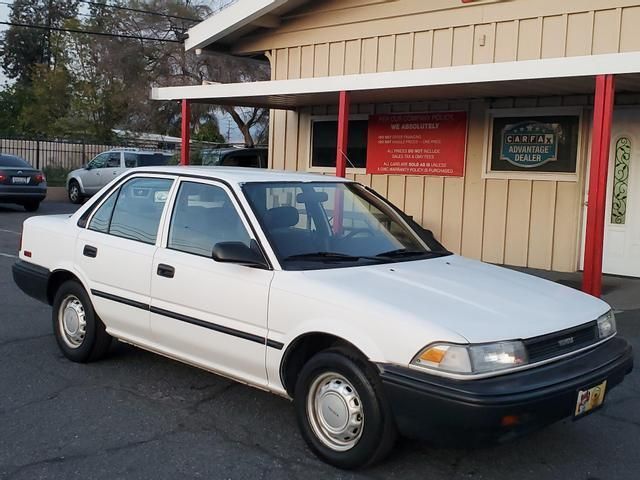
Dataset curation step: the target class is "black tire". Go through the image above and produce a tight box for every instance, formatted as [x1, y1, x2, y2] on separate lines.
[52, 280, 112, 363]
[294, 347, 397, 469]
[23, 201, 40, 212]
[68, 180, 83, 204]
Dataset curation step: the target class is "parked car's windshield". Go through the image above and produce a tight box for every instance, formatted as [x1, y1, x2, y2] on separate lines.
[243, 181, 449, 270]
[0, 155, 32, 168]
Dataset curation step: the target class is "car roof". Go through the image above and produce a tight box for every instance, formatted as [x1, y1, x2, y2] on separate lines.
[106, 149, 172, 155]
[132, 166, 352, 184]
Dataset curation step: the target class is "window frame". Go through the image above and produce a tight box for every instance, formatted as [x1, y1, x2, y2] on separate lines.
[160, 177, 263, 261]
[482, 107, 584, 182]
[85, 173, 177, 246]
[308, 114, 370, 174]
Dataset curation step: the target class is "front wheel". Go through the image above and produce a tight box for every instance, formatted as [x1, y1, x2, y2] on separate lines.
[52, 280, 112, 362]
[294, 348, 397, 469]
[68, 180, 83, 204]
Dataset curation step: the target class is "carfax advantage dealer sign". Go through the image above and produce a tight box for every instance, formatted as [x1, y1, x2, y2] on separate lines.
[366, 112, 468, 176]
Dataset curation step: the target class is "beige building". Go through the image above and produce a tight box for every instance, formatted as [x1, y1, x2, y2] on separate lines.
[153, 0, 640, 287]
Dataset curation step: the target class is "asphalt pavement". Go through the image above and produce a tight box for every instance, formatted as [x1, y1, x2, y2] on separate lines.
[0, 202, 639, 480]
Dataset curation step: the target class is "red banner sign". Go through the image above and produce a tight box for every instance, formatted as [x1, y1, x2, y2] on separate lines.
[366, 112, 468, 176]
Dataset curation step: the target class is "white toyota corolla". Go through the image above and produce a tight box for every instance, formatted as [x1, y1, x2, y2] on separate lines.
[13, 167, 633, 469]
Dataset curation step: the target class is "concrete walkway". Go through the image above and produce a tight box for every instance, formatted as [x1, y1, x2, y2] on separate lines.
[515, 267, 640, 312]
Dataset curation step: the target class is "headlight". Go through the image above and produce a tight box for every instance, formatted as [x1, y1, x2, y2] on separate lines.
[597, 310, 616, 339]
[412, 341, 528, 376]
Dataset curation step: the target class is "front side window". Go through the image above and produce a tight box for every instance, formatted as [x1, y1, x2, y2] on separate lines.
[168, 182, 252, 257]
[89, 153, 110, 169]
[243, 182, 447, 270]
[88, 177, 173, 244]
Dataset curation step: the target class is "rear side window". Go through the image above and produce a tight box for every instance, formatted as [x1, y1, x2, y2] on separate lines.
[88, 177, 173, 244]
[106, 153, 121, 168]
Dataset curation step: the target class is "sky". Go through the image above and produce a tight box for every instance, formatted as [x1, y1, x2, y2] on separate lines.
[0, 1, 247, 143]
[0, 3, 8, 86]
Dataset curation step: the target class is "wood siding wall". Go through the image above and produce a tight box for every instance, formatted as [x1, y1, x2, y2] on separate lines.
[261, 0, 640, 272]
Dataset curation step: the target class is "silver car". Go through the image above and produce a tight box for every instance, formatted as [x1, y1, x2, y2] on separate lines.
[66, 149, 174, 203]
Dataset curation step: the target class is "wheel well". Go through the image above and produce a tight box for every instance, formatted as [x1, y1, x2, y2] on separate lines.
[47, 270, 81, 305]
[280, 333, 367, 397]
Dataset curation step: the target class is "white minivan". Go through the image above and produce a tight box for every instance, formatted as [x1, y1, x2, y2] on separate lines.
[14, 167, 633, 469]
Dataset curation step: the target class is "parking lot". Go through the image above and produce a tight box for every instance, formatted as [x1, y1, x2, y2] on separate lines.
[0, 202, 639, 480]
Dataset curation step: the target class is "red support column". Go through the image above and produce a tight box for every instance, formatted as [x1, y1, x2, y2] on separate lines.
[335, 91, 350, 178]
[582, 74, 615, 297]
[180, 99, 191, 166]
[332, 91, 350, 234]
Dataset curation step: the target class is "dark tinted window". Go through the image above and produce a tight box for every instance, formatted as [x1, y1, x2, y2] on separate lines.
[0, 155, 32, 168]
[221, 153, 260, 168]
[168, 182, 251, 257]
[137, 153, 172, 167]
[311, 120, 368, 168]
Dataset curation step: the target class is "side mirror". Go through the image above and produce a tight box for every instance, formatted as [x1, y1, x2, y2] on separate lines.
[212, 242, 269, 269]
[85, 163, 92, 170]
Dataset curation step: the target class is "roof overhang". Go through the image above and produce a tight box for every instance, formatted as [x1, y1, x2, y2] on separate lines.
[186, 0, 304, 52]
[152, 52, 640, 109]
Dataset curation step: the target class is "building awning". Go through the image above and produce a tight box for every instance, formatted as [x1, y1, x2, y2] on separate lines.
[152, 52, 640, 110]
[185, 0, 308, 52]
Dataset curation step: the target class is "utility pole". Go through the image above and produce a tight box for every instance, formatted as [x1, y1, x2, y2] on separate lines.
[44, 0, 52, 67]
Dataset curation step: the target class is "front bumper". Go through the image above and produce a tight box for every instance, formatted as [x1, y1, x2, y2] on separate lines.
[379, 337, 633, 446]
[12, 260, 51, 304]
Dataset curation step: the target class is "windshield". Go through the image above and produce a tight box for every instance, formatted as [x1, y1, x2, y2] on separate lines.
[243, 181, 449, 270]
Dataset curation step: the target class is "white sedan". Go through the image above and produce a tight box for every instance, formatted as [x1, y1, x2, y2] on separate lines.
[13, 167, 633, 469]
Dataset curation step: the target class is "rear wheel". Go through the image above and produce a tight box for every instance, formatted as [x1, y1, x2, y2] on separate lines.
[23, 201, 40, 212]
[52, 280, 112, 362]
[68, 180, 82, 204]
[294, 348, 397, 469]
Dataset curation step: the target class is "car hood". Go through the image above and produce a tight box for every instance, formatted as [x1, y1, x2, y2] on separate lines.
[298, 255, 610, 343]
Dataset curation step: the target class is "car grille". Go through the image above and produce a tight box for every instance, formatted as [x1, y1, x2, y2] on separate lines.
[524, 321, 599, 364]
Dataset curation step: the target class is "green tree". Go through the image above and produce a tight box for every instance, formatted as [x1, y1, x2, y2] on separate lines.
[193, 117, 225, 143]
[17, 65, 72, 136]
[1, 0, 79, 83]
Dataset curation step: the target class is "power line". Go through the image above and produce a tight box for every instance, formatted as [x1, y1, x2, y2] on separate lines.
[0, 21, 184, 43]
[78, 1, 201, 22]
[0, 1, 93, 18]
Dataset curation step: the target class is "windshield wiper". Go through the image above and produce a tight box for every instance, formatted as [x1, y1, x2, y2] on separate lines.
[282, 252, 384, 263]
[376, 248, 451, 259]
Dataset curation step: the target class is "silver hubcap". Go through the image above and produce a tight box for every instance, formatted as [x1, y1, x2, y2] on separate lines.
[307, 372, 364, 451]
[58, 295, 87, 348]
[69, 185, 78, 201]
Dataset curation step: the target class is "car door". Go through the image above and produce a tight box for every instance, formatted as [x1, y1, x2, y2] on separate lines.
[101, 152, 124, 188]
[75, 174, 176, 344]
[82, 153, 110, 194]
[150, 178, 274, 387]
